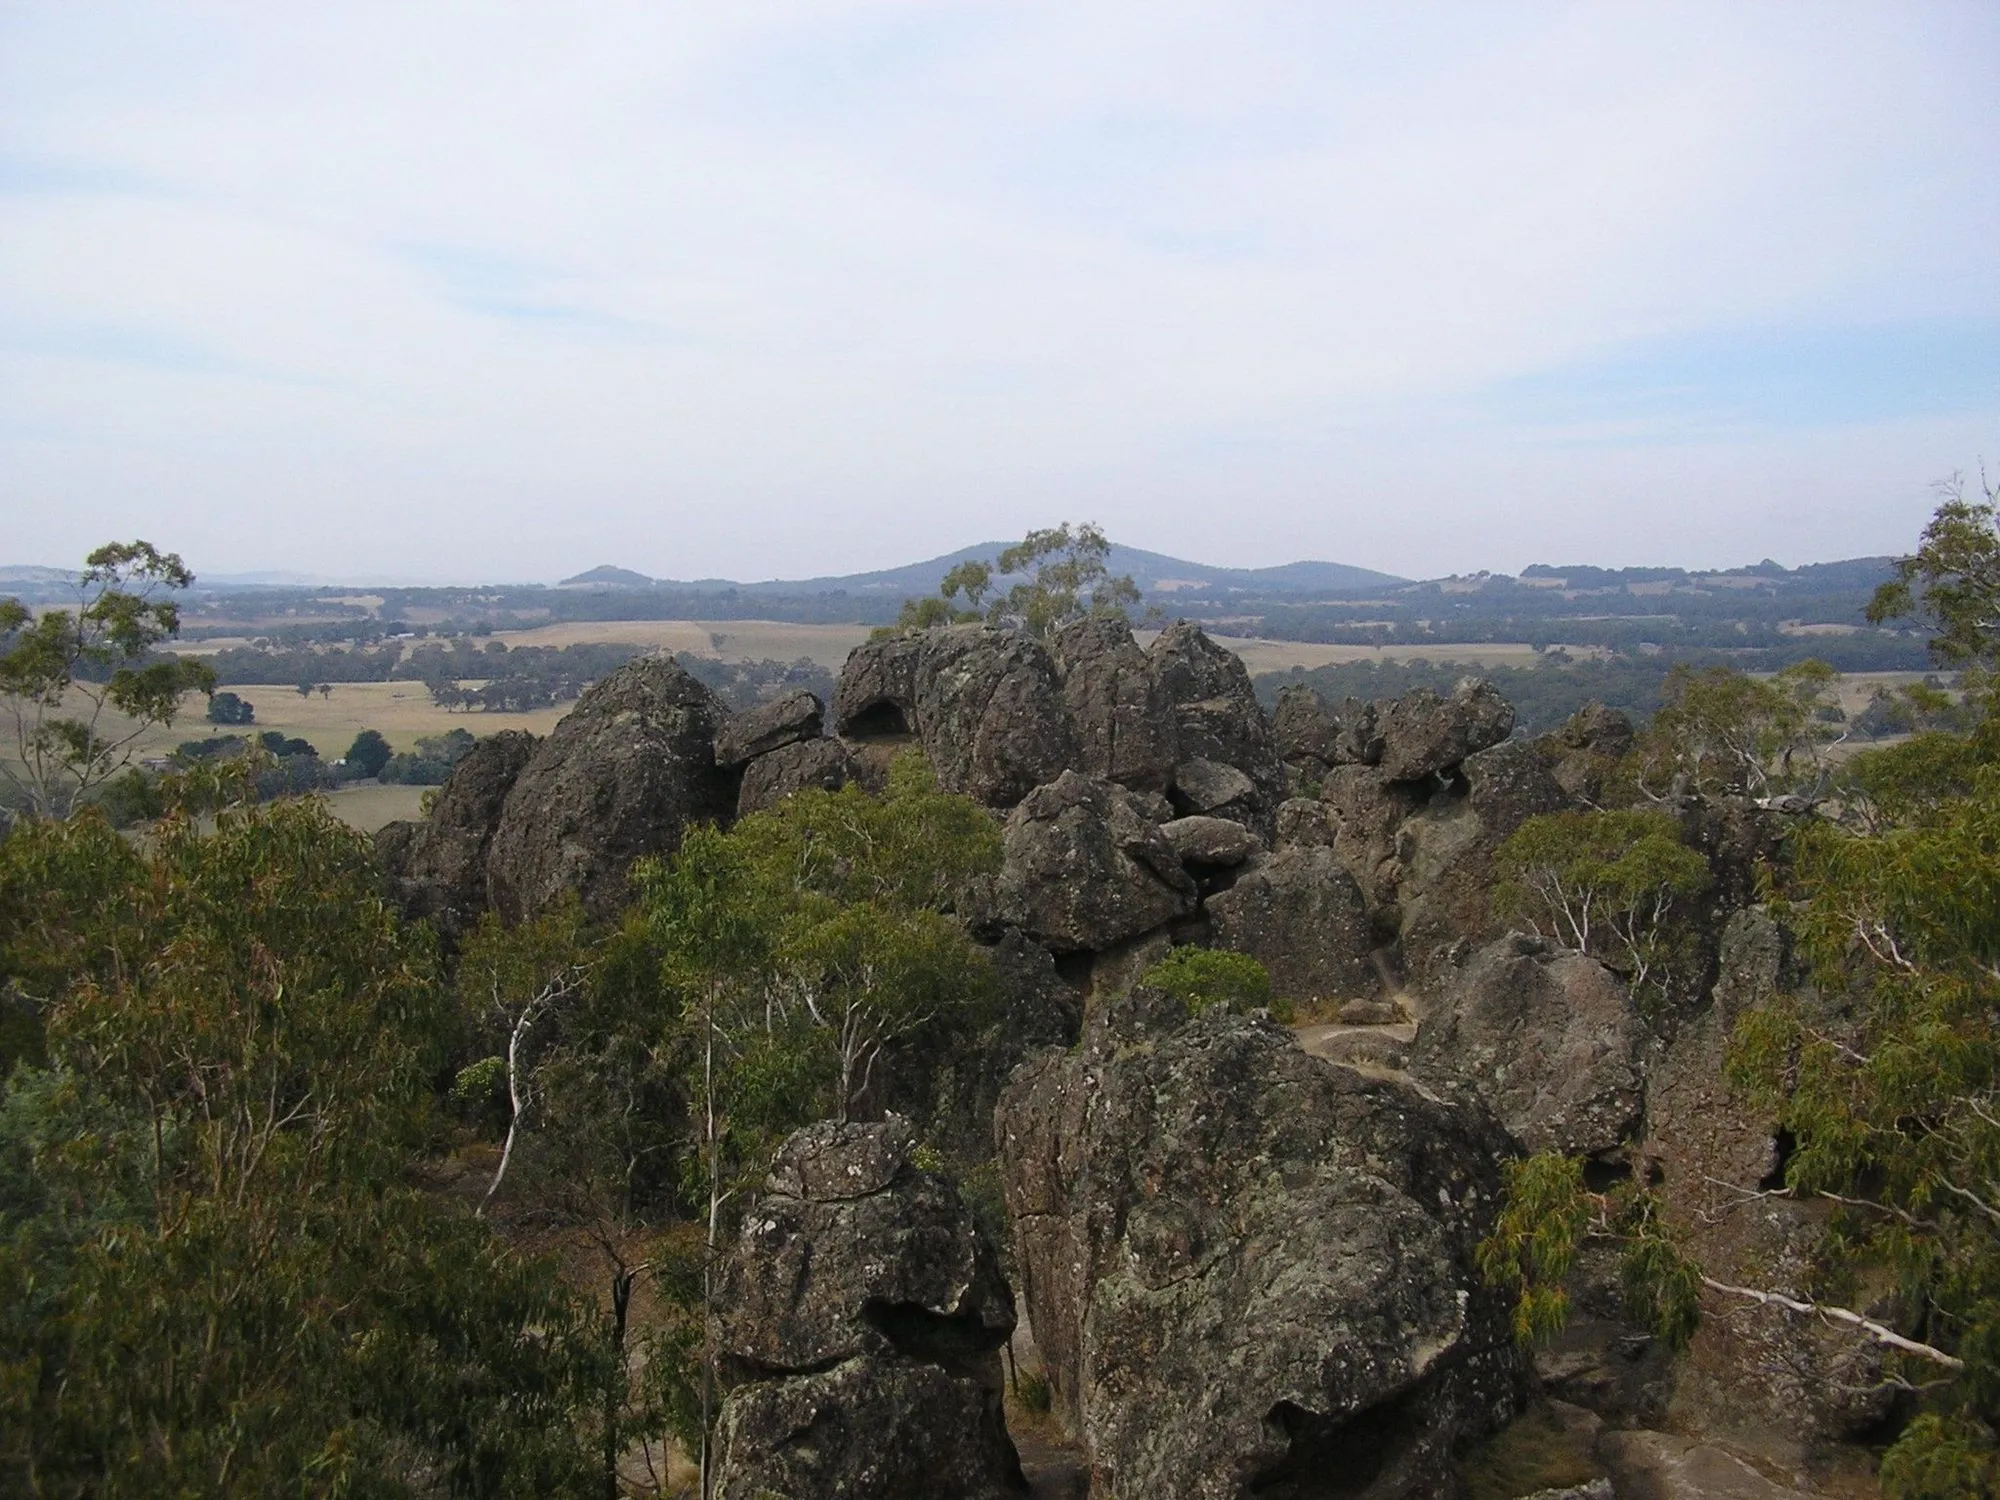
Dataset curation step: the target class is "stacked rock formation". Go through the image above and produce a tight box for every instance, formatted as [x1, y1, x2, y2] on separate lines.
[711, 1119, 1025, 1500]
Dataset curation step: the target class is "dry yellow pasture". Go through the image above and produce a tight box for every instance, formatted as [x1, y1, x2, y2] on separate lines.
[323, 781, 429, 832]
[488, 618, 873, 670]
[1159, 633, 1585, 675]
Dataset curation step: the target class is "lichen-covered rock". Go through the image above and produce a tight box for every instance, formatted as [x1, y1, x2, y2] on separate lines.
[713, 1119, 1024, 1499]
[831, 633, 927, 737]
[1319, 764, 1427, 910]
[913, 626, 1078, 808]
[1050, 616, 1179, 793]
[736, 736, 860, 816]
[1410, 934, 1644, 1157]
[995, 771, 1197, 952]
[376, 729, 537, 941]
[1274, 796, 1339, 850]
[1148, 622, 1285, 833]
[485, 658, 733, 922]
[1169, 756, 1261, 821]
[714, 688, 823, 767]
[1206, 845, 1379, 1004]
[1272, 684, 1345, 772]
[714, 1354, 1026, 1500]
[996, 995, 1523, 1500]
[1160, 815, 1261, 867]
[1375, 678, 1516, 782]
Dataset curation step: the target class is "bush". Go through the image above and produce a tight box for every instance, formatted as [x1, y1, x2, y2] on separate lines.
[205, 690, 254, 725]
[345, 729, 392, 779]
[1140, 947, 1276, 1016]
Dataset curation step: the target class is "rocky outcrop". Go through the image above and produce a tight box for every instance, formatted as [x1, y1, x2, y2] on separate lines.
[375, 729, 537, 943]
[713, 1119, 1024, 1500]
[1640, 909, 1890, 1447]
[830, 634, 926, 738]
[1159, 815, 1261, 868]
[1149, 622, 1285, 835]
[1050, 616, 1179, 793]
[913, 626, 1078, 808]
[1411, 934, 1645, 1158]
[1271, 684, 1346, 778]
[1394, 739, 1576, 994]
[1319, 764, 1428, 911]
[994, 771, 1197, 952]
[1206, 846, 1379, 1005]
[484, 657, 734, 922]
[1375, 679, 1516, 782]
[996, 993, 1523, 1499]
[736, 736, 859, 816]
[713, 688, 823, 767]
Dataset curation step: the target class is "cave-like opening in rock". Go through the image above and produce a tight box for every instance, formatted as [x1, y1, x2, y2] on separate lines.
[1249, 1388, 1426, 1498]
[844, 700, 911, 738]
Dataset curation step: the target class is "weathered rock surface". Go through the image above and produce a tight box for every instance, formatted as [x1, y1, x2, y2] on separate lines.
[1149, 622, 1285, 832]
[1411, 934, 1645, 1157]
[1170, 756, 1260, 819]
[994, 771, 1197, 952]
[1642, 909, 1889, 1446]
[1274, 796, 1339, 850]
[996, 993, 1523, 1500]
[1159, 814, 1261, 867]
[830, 633, 926, 738]
[736, 736, 860, 816]
[485, 657, 734, 922]
[1271, 684, 1346, 773]
[1206, 846, 1379, 1004]
[1597, 1429, 1821, 1500]
[713, 1119, 1024, 1500]
[914, 626, 1079, 808]
[714, 1355, 1025, 1500]
[1319, 764, 1427, 910]
[1375, 679, 1516, 782]
[1050, 616, 1179, 793]
[714, 688, 823, 767]
[376, 729, 537, 941]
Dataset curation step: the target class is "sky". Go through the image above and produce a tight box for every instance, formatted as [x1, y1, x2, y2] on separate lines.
[2, 3, 1997, 585]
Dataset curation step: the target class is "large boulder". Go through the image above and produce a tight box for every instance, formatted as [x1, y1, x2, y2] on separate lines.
[1375, 679, 1516, 782]
[376, 729, 537, 941]
[996, 994, 1523, 1500]
[1159, 815, 1261, 868]
[713, 1119, 1024, 1500]
[484, 658, 734, 922]
[1206, 846, 1379, 1005]
[1318, 764, 1427, 911]
[1148, 622, 1285, 834]
[831, 633, 927, 738]
[995, 771, 1197, 952]
[913, 626, 1078, 808]
[736, 736, 860, 816]
[714, 688, 823, 767]
[1049, 616, 1180, 793]
[1271, 684, 1346, 776]
[1410, 934, 1645, 1158]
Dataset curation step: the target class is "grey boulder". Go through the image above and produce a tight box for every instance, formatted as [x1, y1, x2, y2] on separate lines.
[995, 770, 1198, 952]
[485, 658, 734, 922]
[1411, 934, 1645, 1157]
[1049, 615, 1180, 793]
[376, 728, 537, 941]
[1160, 815, 1262, 867]
[996, 995, 1522, 1500]
[714, 688, 823, 767]
[736, 736, 860, 816]
[1375, 678, 1516, 782]
[1206, 845, 1379, 1004]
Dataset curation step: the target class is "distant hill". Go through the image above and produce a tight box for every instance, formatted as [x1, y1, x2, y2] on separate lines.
[559, 565, 657, 588]
[558, 545, 1407, 599]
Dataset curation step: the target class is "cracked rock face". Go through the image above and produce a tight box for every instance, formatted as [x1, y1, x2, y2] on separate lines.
[995, 770, 1198, 952]
[1205, 845, 1378, 1005]
[376, 729, 537, 943]
[1374, 679, 1516, 783]
[713, 1119, 1025, 1499]
[736, 736, 859, 816]
[1050, 615, 1181, 794]
[996, 993, 1523, 1500]
[714, 688, 824, 768]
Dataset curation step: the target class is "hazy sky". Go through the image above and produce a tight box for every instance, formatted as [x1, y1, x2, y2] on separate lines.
[4, 4, 1996, 584]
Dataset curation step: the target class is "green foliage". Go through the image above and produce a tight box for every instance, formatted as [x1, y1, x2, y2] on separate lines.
[205, 688, 255, 725]
[1495, 808, 1711, 994]
[381, 726, 477, 784]
[0, 796, 607, 1495]
[1139, 947, 1275, 1016]
[1642, 659, 1845, 797]
[1870, 471, 2000, 673]
[450, 1055, 511, 1136]
[1478, 1152, 1702, 1353]
[0, 541, 217, 819]
[345, 726, 393, 777]
[889, 522, 1142, 638]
